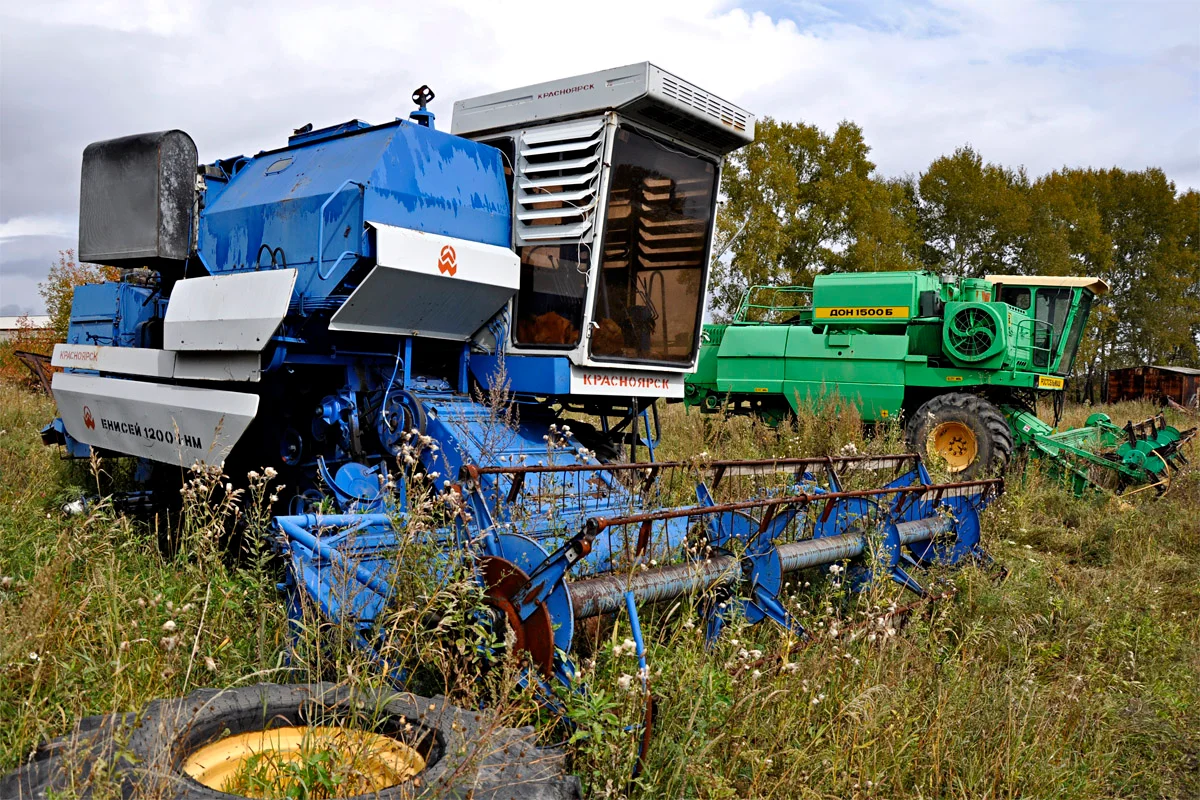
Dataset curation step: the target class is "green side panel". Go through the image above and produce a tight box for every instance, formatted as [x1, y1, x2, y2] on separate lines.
[715, 325, 791, 394]
[904, 363, 1047, 391]
[906, 320, 942, 357]
[692, 344, 719, 389]
[693, 326, 724, 385]
[780, 328, 906, 421]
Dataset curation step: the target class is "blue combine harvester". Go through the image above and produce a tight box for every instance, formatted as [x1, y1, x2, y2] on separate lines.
[42, 64, 1001, 692]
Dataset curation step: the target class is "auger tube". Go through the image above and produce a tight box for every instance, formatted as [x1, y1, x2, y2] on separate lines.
[569, 516, 955, 619]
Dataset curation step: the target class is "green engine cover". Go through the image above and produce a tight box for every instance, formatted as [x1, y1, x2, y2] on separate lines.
[811, 271, 939, 327]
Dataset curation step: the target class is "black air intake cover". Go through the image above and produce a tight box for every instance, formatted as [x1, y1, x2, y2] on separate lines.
[79, 130, 197, 267]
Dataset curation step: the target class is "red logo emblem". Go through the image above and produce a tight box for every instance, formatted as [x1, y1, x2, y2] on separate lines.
[437, 245, 457, 276]
[83, 406, 95, 430]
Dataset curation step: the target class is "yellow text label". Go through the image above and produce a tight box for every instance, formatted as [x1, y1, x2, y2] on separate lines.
[814, 306, 910, 320]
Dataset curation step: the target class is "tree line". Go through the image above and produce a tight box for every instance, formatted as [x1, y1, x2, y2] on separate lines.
[712, 118, 1200, 398]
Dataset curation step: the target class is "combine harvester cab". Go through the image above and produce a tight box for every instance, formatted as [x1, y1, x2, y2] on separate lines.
[686, 272, 1194, 493]
[41, 66, 1003, 704]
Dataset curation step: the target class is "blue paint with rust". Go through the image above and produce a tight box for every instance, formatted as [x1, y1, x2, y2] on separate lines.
[197, 118, 511, 299]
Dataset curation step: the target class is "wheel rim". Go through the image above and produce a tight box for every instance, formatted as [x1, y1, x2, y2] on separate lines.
[183, 724, 425, 795]
[928, 421, 978, 472]
[480, 555, 556, 678]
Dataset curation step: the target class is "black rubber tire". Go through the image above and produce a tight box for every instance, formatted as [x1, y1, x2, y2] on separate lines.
[2, 683, 580, 800]
[904, 393, 1013, 478]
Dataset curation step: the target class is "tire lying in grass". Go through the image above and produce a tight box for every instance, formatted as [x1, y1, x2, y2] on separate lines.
[905, 392, 1013, 479]
[1, 683, 581, 799]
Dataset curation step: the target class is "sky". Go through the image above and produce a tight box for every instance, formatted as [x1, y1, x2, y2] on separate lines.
[1, 0, 1197, 315]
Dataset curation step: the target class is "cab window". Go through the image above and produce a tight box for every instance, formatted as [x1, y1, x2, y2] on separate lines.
[1032, 287, 1072, 368]
[589, 127, 718, 365]
[1001, 286, 1031, 311]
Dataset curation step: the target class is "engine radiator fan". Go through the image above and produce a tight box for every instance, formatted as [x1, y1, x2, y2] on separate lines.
[942, 302, 1006, 364]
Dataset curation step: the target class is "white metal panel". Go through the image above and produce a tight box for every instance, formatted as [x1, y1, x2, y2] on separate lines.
[453, 65, 647, 136]
[51, 372, 259, 466]
[173, 353, 262, 382]
[53, 344, 176, 378]
[329, 224, 519, 340]
[452, 63, 753, 155]
[164, 268, 297, 351]
[520, 118, 605, 144]
[569, 366, 685, 399]
[51, 344, 260, 382]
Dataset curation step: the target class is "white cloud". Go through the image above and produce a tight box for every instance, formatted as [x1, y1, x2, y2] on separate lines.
[0, 215, 75, 242]
[1, 0, 198, 36]
[1, 0, 1196, 310]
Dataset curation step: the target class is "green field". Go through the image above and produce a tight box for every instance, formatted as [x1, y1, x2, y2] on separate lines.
[1, 381, 1197, 799]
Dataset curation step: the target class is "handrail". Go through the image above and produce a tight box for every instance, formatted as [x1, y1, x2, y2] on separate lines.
[1014, 316, 1056, 370]
[317, 179, 365, 281]
[735, 285, 814, 323]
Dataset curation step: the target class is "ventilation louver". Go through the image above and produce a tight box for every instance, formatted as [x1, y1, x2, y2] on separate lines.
[515, 119, 605, 245]
[659, 75, 749, 133]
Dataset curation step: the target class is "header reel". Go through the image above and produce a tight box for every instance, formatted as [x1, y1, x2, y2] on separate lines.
[276, 453, 1002, 690]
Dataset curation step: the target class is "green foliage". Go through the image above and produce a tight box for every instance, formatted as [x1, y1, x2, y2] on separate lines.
[1027, 169, 1200, 375]
[712, 117, 920, 318]
[221, 744, 367, 800]
[917, 145, 1031, 277]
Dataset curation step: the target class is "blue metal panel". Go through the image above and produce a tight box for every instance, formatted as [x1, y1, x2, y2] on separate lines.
[197, 119, 511, 301]
[470, 355, 572, 395]
[67, 282, 159, 348]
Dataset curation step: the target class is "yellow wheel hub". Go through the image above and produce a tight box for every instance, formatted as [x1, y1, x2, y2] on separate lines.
[929, 421, 978, 472]
[182, 724, 425, 797]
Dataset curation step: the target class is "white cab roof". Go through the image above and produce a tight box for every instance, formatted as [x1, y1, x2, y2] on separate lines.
[452, 62, 754, 156]
[986, 275, 1110, 296]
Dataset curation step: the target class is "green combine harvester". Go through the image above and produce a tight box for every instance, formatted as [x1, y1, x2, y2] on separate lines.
[684, 271, 1194, 493]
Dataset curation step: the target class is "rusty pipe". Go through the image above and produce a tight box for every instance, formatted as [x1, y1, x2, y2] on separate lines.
[568, 515, 955, 619]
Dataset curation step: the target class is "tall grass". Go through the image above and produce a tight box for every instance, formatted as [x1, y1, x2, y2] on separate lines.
[1, 382, 1197, 798]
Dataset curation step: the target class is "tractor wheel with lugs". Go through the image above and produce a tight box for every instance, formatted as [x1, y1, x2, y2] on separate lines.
[2, 683, 581, 800]
[905, 393, 1013, 478]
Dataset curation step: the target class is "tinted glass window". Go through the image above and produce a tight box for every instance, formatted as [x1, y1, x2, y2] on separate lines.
[590, 127, 717, 365]
[1058, 292, 1092, 376]
[1033, 287, 1072, 368]
[500, 133, 590, 349]
[1001, 287, 1031, 311]
[512, 245, 587, 347]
